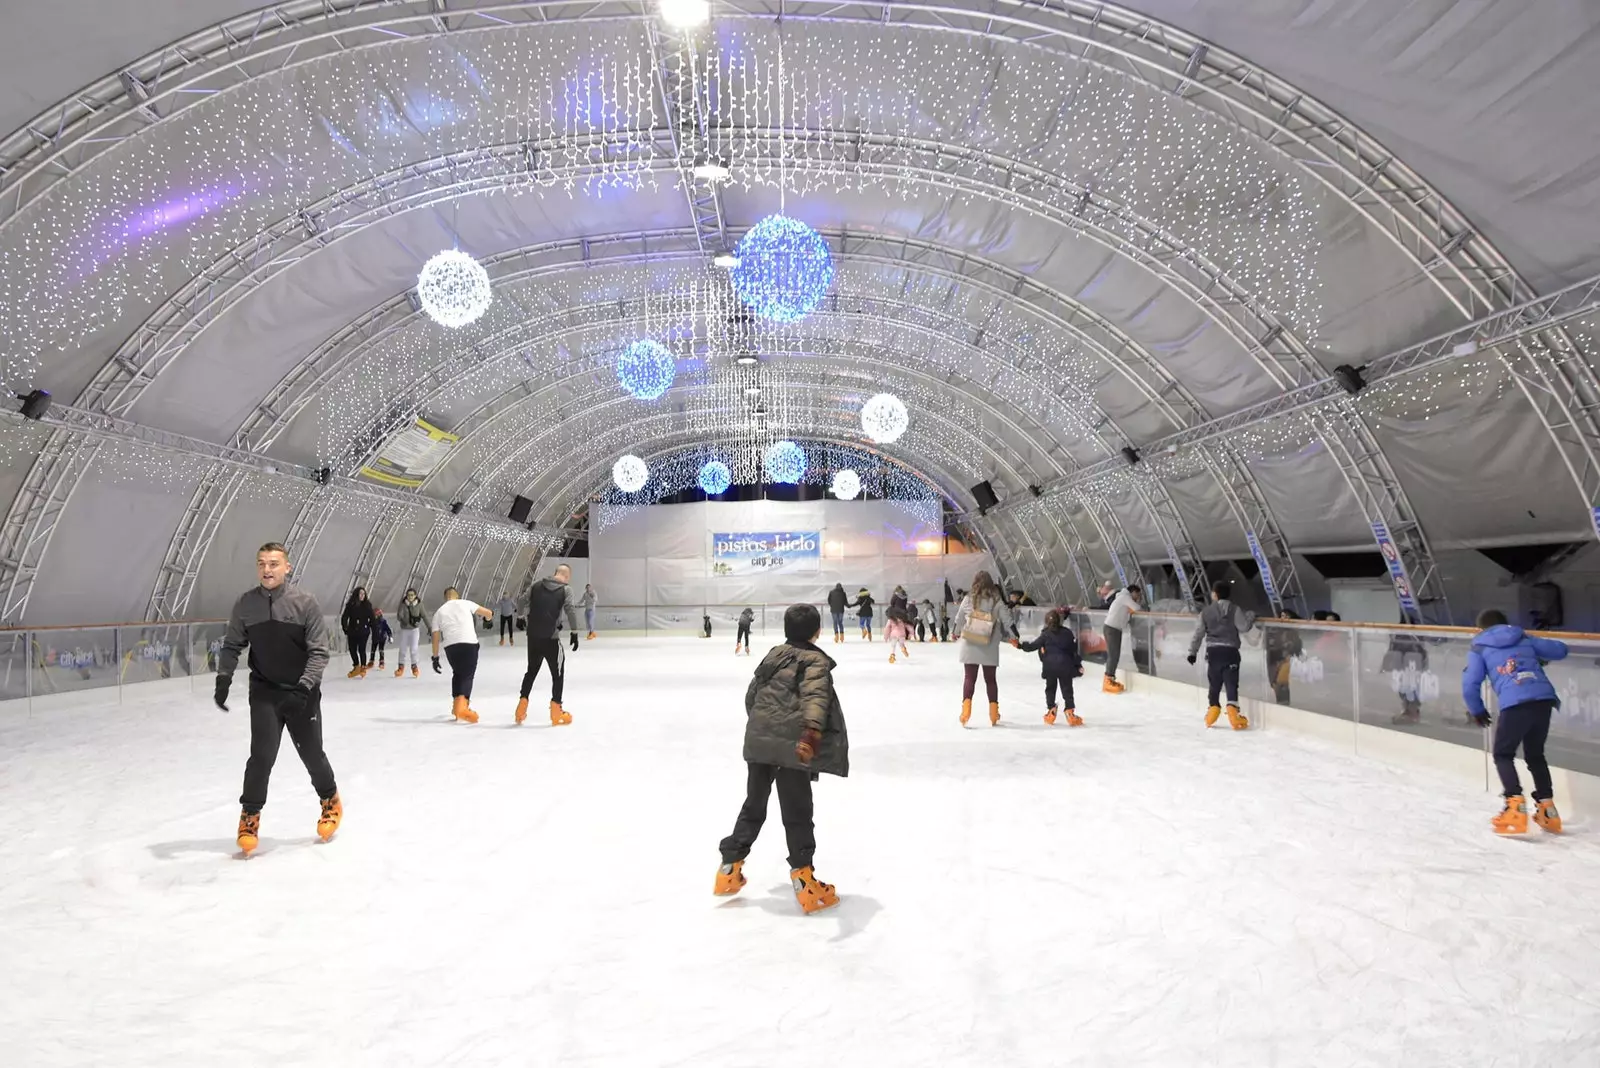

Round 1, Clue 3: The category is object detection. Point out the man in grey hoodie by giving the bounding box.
[1186,580,1256,730]
[515,564,580,726]
[580,582,597,640]
[496,592,517,647]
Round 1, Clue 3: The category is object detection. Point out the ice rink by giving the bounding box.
[4,633,1600,1067]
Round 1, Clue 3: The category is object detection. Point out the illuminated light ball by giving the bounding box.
[763,439,807,485]
[697,460,732,496]
[616,339,677,400]
[730,215,835,324]
[830,468,862,501]
[416,249,493,329]
[612,454,649,493]
[860,393,909,444]
[658,0,709,27]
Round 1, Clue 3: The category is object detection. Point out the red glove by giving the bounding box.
[1009,638,1020,648]
[796,727,822,765]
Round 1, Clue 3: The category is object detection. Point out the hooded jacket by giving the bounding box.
[1188,598,1256,657]
[1462,625,1567,716]
[1018,625,1082,677]
[1104,589,1139,630]
[827,585,848,613]
[396,597,430,632]
[496,596,516,617]
[526,577,580,639]
[850,592,875,619]
[738,608,755,627]
[580,587,597,609]
[742,642,849,777]
[340,596,374,635]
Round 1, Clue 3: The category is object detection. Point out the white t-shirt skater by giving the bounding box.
[433,599,484,647]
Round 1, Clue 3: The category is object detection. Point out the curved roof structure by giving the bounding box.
[1,0,1598,626]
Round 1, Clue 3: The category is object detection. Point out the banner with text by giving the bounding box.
[360,417,459,488]
[710,531,822,577]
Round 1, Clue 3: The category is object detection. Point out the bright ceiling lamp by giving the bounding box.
[616,339,677,400]
[692,155,731,182]
[730,214,835,324]
[712,252,741,269]
[830,468,862,500]
[697,460,732,495]
[612,454,649,493]
[416,249,492,329]
[658,0,709,28]
[764,439,807,485]
[861,392,909,444]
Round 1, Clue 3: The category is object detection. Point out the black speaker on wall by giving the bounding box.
[970,480,999,511]
[508,495,534,523]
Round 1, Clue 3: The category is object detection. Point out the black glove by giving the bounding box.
[214,675,231,712]
[281,685,310,715]
[432,655,442,674]
[1186,653,1196,665]
[570,631,580,652]
[1470,711,1492,728]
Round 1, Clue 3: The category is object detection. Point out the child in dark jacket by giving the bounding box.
[1463,609,1569,836]
[1014,609,1084,725]
[714,603,849,914]
[372,610,393,669]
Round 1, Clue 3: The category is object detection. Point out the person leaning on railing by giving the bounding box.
[1464,609,1569,837]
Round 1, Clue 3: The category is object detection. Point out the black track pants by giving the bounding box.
[445,643,480,700]
[520,637,565,703]
[719,762,816,871]
[240,684,336,813]
[1493,699,1555,800]
[1206,646,1242,706]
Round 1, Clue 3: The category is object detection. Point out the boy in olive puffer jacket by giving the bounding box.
[714,603,850,914]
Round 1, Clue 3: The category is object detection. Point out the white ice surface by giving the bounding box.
[4,635,1600,1067]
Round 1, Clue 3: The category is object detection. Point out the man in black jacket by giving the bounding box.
[825,583,848,643]
[215,542,339,855]
[515,564,581,727]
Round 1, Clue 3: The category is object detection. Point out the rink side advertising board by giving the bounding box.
[710,531,822,576]
[1370,520,1418,615]
[360,418,459,488]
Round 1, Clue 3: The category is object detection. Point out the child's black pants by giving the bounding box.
[1493,699,1555,800]
[719,762,815,870]
[1206,646,1241,705]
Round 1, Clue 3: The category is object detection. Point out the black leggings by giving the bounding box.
[1493,699,1555,800]
[737,623,751,646]
[1045,671,1075,710]
[501,615,515,640]
[240,685,336,813]
[1206,647,1241,705]
[962,663,998,702]
[719,762,816,871]
[347,629,369,668]
[520,637,565,703]
[445,642,480,700]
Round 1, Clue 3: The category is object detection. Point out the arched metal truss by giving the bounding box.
[1,0,1580,626]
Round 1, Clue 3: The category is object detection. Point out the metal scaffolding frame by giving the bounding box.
[645,20,732,258]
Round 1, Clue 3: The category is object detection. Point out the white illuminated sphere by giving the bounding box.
[831,468,862,501]
[612,454,649,493]
[659,0,710,28]
[416,249,493,329]
[861,393,909,444]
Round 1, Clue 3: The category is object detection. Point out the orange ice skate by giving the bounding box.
[1226,704,1248,731]
[1102,675,1124,694]
[959,698,972,726]
[791,866,839,914]
[452,695,479,724]
[1533,799,1562,834]
[317,793,342,841]
[1064,708,1083,727]
[237,811,260,855]
[550,700,572,726]
[988,701,1001,726]
[1492,796,1529,836]
[1205,705,1222,728]
[714,860,746,896]
[514,697,528,725]
[1044,706,1057,725]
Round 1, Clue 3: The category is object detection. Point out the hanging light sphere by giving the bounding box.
[616,339,677,400]
[861,392,909,444]
[658,0,710,28]
[697,460,732,496]
[730,215,835,324]
[416,249,493,329]
[831,468,862,501]
[763,439,807,485]
[612,454,649,494]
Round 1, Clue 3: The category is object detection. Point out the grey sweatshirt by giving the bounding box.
[1188,598,1256,656]
[218,584,330,691]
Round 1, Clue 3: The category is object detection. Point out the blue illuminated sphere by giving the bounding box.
[729,215,834,324]
[616,339,676,400]
[764,440,807,485]
[697,460,732,496]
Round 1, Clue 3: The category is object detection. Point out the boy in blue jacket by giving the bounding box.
[1462,609,1569,835]
[1014,609,1085,726]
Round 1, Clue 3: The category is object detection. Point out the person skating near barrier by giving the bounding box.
[340,587,375,678]
[1186,581,1256,730]
[496,592,517,647]
[394,588,429,677]
[1463,609,1569,836]
[1101,584,1142,693]
[850,587,876,641]
[581,583,598,640]
[826,583,849,643]
[1015,608,1084,725]
[736,606,755,655]
[918,598,937,642]
[215,542,340,855]
[889,585,909,616]
[516,563,580,726]
[714,603,849,914]
[1263,610,1302,705]
[372,609,392,670]
[952,570,1013,726]
[430,587,493,724]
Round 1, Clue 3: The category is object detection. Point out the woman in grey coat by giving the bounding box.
[951,569,1014,727]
